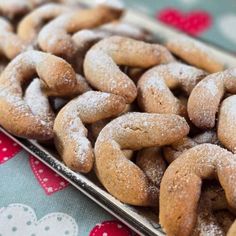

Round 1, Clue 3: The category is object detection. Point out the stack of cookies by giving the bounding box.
[0,1,236,235]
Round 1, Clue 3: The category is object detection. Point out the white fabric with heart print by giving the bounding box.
[0,203,78,236]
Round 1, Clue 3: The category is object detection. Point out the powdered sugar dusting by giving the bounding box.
[18,3,72,44]
[0,0,30,19]
[161,144,236,236]
[0,17,12,32]
[69,121,90,166]
[167,36,224,72]
[222,96,236,120]
[202,78,218,96]
[62,91,125,126]
[228,67,236,77]
[97,112,189,149]
[137,148,166,187]
[72,29,107,47]
[55,91,125,166]
[59,108,90,166]
[172,36,211,55]
[195,208,225,236]
[193,186,226,236]
[0,52,59,138]
[166,62,206,93]
[0,87,53,138]
[143,62,206,94]
[74,137,91,164]
[95,113,188,206]
[165,144,236,204]
[78,92,110,116]
[218,95,236,153]
[24,78,54,122]
[0,17,27,59]
[84,48,135,102]
[144,75,166,91]
[37,10,79,55]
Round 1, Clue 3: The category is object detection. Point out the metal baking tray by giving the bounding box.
[2,1,236,235]
[0,128,164,236]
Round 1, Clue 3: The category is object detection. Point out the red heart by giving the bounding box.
[0,131,21,164]
[89,220,134,236]
[29,155,69,195]
[157,8,212,36]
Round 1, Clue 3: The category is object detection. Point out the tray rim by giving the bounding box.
[0,127,164,236]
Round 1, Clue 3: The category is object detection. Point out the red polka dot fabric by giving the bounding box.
[0,132,21,164]
[0,130,136,234]
[29,155,69,195]
[89,220,135,236]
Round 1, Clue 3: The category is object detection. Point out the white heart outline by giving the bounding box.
[0,203,78,236]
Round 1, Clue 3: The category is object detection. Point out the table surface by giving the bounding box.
[1,0,236,236]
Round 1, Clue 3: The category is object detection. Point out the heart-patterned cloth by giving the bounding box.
[124,0,236,51]
[0,131,136,235]
[29,155,69,195]
[0,204,78,236]
[89,221,134,236]
[0,132,21,164]
[157,8,212,36]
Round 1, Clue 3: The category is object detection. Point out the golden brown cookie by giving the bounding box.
[38,4,123,60]
[166,37,224,73]
[70,74,92,96]
[160,144,236,236]
[227,220,236,236]
[24,78,55,131]
[188,68,236,129]
[72,22,150,73]
[95,112,189,206]
[163,131,218,163]
[192,183,234,236]
[218,95,236,153]
[136,147,167,188]
[0,50,77,140]
[0,17,27,59]
[18,3,72,45]
[137,62,206,115]
[84,36,175,103]
[89,119,110,142]
[0,0,30,19]
[53,91,126,173]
